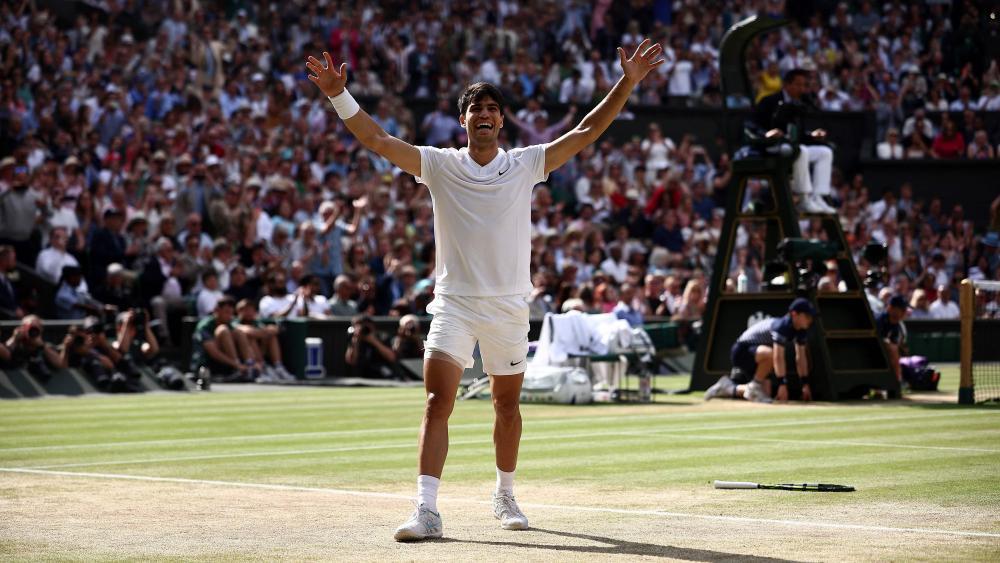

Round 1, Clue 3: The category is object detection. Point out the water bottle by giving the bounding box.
[639,373,652,403]
[737,270,749,293]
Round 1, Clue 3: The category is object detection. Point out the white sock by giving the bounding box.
[416,475,440,512]
[496,467,515,495]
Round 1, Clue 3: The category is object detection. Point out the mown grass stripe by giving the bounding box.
[13,424,997,471]
[3,407,994,453]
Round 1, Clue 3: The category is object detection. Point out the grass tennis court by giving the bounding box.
[2,366,998,561]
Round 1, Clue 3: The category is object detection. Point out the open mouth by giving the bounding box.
[475,123,494,131]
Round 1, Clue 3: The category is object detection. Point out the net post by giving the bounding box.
[959,279,974,405]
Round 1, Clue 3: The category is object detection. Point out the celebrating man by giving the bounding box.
[306,39,664,541]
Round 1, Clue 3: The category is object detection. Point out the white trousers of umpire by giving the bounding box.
[792,144,833,197]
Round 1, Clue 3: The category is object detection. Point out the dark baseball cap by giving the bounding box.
[888,295,909,310]
[788,297,818,316]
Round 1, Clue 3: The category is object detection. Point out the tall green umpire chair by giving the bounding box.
[689,15,899,400]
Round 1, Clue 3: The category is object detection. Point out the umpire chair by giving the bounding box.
[689,15,899,400]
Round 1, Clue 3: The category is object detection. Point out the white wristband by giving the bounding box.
[327,89,360,120]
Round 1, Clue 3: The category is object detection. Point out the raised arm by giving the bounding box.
[544,39,664,175]
[306,52,420,177]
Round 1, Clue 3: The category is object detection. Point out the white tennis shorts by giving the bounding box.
[424,293,530,376]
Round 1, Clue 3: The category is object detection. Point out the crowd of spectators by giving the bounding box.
[1,0,999,383]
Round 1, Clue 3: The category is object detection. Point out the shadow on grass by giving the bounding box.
[438,526,801,561]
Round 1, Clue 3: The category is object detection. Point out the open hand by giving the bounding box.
[775,384,789,403]
[617,39,665,85]
[801,383,812,402]
[306,52,347,98]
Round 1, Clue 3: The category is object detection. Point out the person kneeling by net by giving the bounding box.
[705,298,817,403]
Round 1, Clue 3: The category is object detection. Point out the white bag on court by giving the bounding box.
[520,365,593,404]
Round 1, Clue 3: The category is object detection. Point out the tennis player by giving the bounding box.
[306,39,664,541]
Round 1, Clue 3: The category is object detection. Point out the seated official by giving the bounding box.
[233,299,296,381]
[754,68,835,214]
[190,296,261,382]
[705,298,817,403]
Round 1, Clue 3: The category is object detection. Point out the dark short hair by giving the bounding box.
[457,82,505,115]
[351,314,373,326]
[216,296,236,309]
[201,269,218,282]
[784,69,810,83]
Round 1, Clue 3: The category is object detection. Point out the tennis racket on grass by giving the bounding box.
[714,480,855,492]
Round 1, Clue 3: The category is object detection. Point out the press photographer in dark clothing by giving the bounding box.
[112,309,160,370]
[345,314,396,379]
[2,315,65,381]
[65,316,140,393]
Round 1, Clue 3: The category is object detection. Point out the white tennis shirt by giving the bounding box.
[416,145,548,297]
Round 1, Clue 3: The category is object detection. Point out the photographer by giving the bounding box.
[65,317,140,393]
[112,308,160,373]
[345,315,396,379]
[3,315,65,381]
[392,314,424,380]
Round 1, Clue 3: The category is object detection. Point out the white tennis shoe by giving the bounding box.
[704,376,736,400]
[743,380,773,403]
[493,491,529,530]
[393,503,443,541]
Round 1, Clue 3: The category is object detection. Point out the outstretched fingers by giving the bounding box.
[642,43,663,61]
[631,38,652,59]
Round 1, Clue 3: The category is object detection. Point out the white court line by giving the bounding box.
[619,431,1000,454]
[3,407,993,454]
[2,467,998,539]
[19,419,998,470]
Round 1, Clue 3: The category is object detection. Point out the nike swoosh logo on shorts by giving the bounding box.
[509,360,523,366]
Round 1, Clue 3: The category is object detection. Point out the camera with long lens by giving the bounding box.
[133,309,145,327]
[70,327,86,348]
[347,323,372,337]
[27,326,41,340]
[861,242,888,290]
[770,238,841,293]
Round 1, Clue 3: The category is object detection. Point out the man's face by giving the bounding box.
[460,95,503,144]
[215,304,234,323]
[791,311,814,330]
[271,276,286,292]
[888,306,905,323]
[237,305,256,322]
[786,75,807,99]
